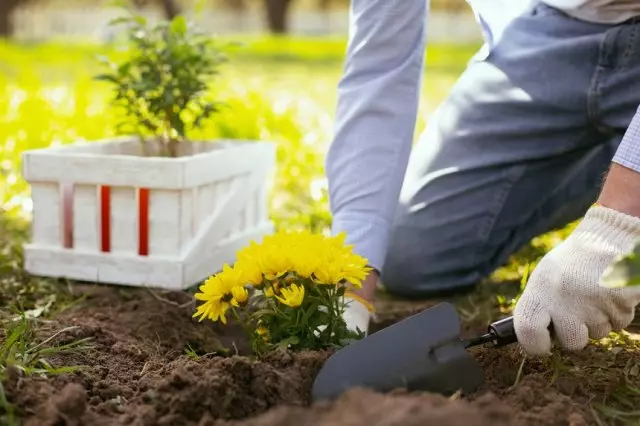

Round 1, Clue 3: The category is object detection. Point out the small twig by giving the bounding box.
[511,356,527,388]
[145,286,194,309]
[27,326,80,354]
[140,361,150,376]
[590,406,606,426]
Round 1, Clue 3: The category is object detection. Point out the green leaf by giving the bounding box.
[133,15,148,26]
[275,336,300,351]
[170,16,188,36]
[108,16,133,27]
[93,74,119,84]
[601,241,640,288]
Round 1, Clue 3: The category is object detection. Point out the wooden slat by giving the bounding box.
[110,187,138,254]
[23,151,186,189]
[23,245,184,289]
[30,182,61,247]
[148,189,181,256]
[73,184,99,251]
[179,189,194,254]
[182,141,274,187]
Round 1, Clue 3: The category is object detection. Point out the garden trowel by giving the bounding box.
[311,302,521,402]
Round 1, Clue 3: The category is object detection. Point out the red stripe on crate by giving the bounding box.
[138,188,149,256]
[100,186,111,252]
[62,183,74,249]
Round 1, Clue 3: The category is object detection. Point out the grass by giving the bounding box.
[0,315,93,426]
[1,33,638,424]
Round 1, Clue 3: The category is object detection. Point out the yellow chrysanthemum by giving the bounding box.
[288,245,320,278]
[236,236,292,280]
[276,284,305,307]
[231,285,249,307]
[235,258,264,287]
[264,282,280,298]
[193,263,245,323]
[310,234,371,287]
[234,230,370,290]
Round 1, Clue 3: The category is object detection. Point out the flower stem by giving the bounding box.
[231,308,254,348]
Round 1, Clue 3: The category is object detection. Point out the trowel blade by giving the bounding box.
[311,302,484,402]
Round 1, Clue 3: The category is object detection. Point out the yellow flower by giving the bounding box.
[276,284,305,307]
[237,236,291,280]
[256,326,269,342]
[235,258,263,287]
[263,281,280,297]
[231,285,249,307]
[193,263,244,323]
[288,246,319,278]
[310,235,371,287]
[312,260,345,285]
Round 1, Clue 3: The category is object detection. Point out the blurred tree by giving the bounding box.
[264,0,291,33]
[130,0,181,19]
[0,0,26,38]
[222,0,246,11]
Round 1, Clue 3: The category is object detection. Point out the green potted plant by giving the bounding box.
[21,13,276,290]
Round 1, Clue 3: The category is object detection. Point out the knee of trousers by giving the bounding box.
[379,224,486,299]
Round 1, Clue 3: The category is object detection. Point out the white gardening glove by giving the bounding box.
[514,205,640,356]
[343,295,373,336]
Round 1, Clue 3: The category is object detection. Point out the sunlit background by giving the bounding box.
[0,0,482,234]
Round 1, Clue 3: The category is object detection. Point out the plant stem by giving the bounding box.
[230,308,254,346]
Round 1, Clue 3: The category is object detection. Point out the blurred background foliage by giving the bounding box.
[0,0,482,235]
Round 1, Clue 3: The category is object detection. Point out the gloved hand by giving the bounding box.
[343,294,374,335]
[514,205,640,356]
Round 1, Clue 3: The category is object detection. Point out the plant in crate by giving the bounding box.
[21,12,275,290]
[95,13,226,157]
[193,230,374,354]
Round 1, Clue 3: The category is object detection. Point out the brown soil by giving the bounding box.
[4,284,639,426]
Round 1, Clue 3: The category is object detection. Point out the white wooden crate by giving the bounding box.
[21,137,276,290]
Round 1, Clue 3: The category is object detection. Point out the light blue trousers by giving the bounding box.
[381,3,640,297]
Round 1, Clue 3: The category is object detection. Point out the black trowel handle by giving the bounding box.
[486,316,554,348]
[487,316,518,347]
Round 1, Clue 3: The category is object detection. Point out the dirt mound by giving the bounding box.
[4,284,639,426]
[3,285,332,426]
[119,351,330,425]
[221,388,514,426]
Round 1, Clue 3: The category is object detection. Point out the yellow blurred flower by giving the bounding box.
[236,236,292,280]
[276,284,305,307]
[193,263,245,323]
[237,230,370,287]
[235,258,264,287]
[264,282,280,297]
[231,285,249,307]
[256,326,269,342]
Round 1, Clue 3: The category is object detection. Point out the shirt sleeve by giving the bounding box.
[325,0,428,272]
[612,106,640,173]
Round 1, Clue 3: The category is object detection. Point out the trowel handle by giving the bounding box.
[488,316,554,348]
[487,316,518,347]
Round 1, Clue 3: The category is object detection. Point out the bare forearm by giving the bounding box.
[599,106,640,217]
[598,164,640,218]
